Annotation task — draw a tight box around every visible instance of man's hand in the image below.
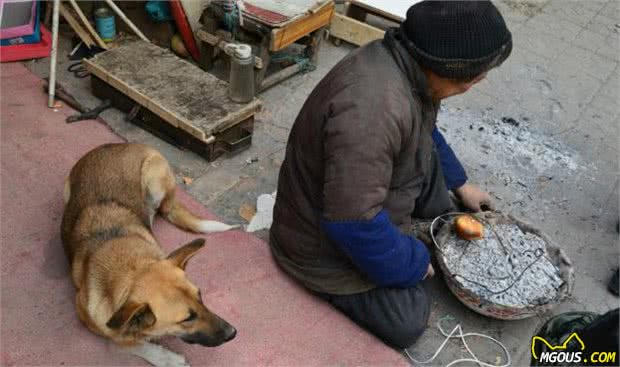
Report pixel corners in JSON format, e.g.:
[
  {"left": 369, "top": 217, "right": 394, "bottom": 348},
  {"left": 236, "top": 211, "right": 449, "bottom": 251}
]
[
  {"left": 454, "top": 183, "right": 495, "bottom": 212},
  {"left": 424, "top": 263, "right": 435, "bottom": 279}
]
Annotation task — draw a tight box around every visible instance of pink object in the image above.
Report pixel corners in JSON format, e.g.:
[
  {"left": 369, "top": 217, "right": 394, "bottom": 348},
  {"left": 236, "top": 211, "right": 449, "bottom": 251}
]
[
  {"left": 0, "top": 0, "right": 37, "bottom": 39},
  {"left": 242, "top": 3, "right": 289, "bottom": 26},
  {"left": 0, "top": 24, "right": 50, "bottom": 62},
  {"left": 0, "top": 63, "right": 406, "bottom": 367}
]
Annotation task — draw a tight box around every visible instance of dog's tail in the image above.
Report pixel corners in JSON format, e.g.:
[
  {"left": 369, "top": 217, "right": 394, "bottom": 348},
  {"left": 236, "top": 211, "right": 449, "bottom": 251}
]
[{"left": 160, "top": 195, "right": 239, "bottom": 233}]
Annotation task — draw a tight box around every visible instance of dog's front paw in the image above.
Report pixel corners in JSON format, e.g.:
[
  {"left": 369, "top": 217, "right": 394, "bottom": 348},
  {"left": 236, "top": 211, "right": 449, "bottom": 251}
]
[
  {"left": 154, "top": 349, "right": 189, "bottom": 367},
  {"left": 128, "top": 342, "right": 190, "bottom": 367}
]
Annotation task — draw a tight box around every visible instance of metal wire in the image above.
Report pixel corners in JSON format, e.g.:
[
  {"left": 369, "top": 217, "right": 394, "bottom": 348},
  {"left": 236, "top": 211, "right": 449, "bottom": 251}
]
[
  {"left": 452, "top": 248, "right": 544, "bottom": 295},
  {"left": 430, "top": 212, "right": 561, "bottom": 297}
]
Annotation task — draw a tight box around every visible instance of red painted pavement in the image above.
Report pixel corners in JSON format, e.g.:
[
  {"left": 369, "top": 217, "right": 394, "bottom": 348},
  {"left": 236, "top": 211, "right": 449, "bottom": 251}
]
[{"left": 0, "top": 63, "right": 406, "bottom": 366}]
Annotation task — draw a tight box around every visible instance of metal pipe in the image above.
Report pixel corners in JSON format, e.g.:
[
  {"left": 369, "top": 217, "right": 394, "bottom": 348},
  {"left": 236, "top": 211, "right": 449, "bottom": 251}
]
[
  {"left": 103, "top": 0, "right": 149, "bottom": 42},
  {"left": 47, "top": 0, "right": 60, "bottom": 108}
]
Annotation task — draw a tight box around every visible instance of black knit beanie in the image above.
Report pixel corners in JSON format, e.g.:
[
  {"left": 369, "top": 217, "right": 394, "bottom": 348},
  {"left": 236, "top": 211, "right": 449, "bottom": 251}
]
[{"left": 401, "top": 0, "right": 512, "bottom": 80}]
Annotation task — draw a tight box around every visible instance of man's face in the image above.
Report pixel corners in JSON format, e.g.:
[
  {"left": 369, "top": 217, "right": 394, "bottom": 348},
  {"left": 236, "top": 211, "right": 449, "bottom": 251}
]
[{"left": 440, "top": 72, "right": 488, "bottom": 99}]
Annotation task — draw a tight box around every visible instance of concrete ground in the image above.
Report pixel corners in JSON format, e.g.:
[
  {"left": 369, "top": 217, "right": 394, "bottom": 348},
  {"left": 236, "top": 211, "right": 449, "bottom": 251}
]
[{"left": 17, "top": 0, "right": 620, "bottom": 365}]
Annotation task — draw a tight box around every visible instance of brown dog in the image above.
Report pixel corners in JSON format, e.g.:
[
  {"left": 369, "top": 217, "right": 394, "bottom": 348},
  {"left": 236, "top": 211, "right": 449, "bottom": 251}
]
[{"left": 61, "top": 143, "right": 237, "bottom": 366}]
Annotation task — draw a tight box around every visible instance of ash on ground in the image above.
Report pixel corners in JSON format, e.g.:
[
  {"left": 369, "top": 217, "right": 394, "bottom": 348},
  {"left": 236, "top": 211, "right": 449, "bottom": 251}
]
[
  {"left": 441, "top": 224, "right": 565, "bottom": 308},
  {"left": 438, "top": 108, "right": 581, "bottom": 174}
]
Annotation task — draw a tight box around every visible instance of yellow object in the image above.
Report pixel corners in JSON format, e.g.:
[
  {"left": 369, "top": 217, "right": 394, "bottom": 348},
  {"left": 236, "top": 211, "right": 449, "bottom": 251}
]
[
  {"left": 454, "top": 215, "right": 484, "bottom": 240},
  {"left": 531, "top": 332, "right": 585, "bottom": 360},
  {"left": 171, "top": 34, "right": 189, "bottom": 58}
]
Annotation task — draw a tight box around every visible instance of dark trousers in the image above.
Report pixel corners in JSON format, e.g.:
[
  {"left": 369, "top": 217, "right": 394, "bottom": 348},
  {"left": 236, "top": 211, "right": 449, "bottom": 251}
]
[
  {"left": 318, "top": 148, "right": 453, "bottom": 349},
  {"left": 317, "top": 283, "right": 431, "bottom": 349}
]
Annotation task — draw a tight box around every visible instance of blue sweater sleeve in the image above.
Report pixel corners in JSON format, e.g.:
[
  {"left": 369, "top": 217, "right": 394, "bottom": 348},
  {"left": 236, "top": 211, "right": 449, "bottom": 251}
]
[
  {"left": 432, "top": 127, "right": 467, "bottom": 190},
  {"left": 320, "top": 209, "right": 430, "bottom": 288}
]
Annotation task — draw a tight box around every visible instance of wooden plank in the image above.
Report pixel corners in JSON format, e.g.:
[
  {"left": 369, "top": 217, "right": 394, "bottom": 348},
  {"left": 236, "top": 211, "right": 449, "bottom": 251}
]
[
  {"left": 344, "top": 1, "right": 367, "bottom": 21},
  {"left": 59, "top": 2, "right": 96, "bottom": 48},
  {"left": 259, "top": 62, "right": 304, "bottom": 91},
  {"left": 212, "top": 99, "right": 261, "bottom": 134},
  {"left": 91, "top": 76, "right": 255, "bottom": 162},
  {"left": 67, "top": 0, "right": 107, "bottom": 49},
  {"left": 329, "top": 12, "right": 384, "bottom": 46},
  {"left": 242, "top": 0, "right": 332, "bottom": 27},
  {"left": 244, "top": 0, "right": 329, "bottom": 20},
  {"left": 85, "top": 60, "right": 191, "bottom": 135},
  {"left": 243, "top": 3, "right": 290, "bottom": 26},
  {"left": 349, "top": 0, "right": 421, "bottom": 22},
  {"left": 270, "top": 2, "right": 334, "bottom": 52},
  {"left": 84, "top": 41, "right": 261, "bottom": 139},
  {"left": 84, "top": 59, "right": 202, "bottom": 137}
]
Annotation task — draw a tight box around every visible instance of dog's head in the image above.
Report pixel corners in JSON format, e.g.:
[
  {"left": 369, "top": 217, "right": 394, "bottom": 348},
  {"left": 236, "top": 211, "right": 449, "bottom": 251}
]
[{"left": 106, "top": 239, "right": 237, "bottom": 347}]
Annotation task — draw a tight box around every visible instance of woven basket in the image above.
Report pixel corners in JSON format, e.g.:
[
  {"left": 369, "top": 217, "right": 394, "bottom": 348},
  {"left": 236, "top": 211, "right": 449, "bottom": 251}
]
[{"left": 434, "top": 212, "right": 574, "bottom": 320}]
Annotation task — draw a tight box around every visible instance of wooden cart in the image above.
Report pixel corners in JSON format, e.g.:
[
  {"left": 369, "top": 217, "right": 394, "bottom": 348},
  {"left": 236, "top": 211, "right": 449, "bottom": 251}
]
[
  {"left": 330, "top": 1, "right": 420, "bottom": 46},
  {"left": 197, "top": 0, "right": 335, "bottom": 93}
]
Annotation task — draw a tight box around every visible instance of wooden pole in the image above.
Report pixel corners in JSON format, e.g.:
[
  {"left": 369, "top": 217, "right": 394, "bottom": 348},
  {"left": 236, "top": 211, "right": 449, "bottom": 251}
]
[
  {"left": 68, "top": 0, "right": 108, "bottom": 49},
  {"left": 59, "top": 2, "right": 96, "bottom": 48},
  {"left": 47, "top": 0, "right": 60, "bottom": 108},
  {"left": 259, "top": 62, "right": 304, "bottom": 92},
  {"left": 102, "top": 0, "right": 149, "bottom": 42}
]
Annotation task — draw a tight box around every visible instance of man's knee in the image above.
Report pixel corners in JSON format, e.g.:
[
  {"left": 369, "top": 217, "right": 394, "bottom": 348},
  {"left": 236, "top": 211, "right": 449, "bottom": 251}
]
[
  {"left": 382, "top": 319, "right": 429, "bottom": 349},
  {"left": 323, "top": 283, "right": 432, "bottom": 349},
  {"left": 370, "top": 285, "right": 432, "bottom": 349},
  {"left": 380, "top": 295, "right": 430, "bottom": 348}
]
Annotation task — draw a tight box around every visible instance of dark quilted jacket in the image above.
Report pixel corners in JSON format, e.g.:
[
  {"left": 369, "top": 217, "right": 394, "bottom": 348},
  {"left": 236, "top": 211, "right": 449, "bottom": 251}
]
[{"left": 269, "top": 30, "right": 439, "bottom": 295}]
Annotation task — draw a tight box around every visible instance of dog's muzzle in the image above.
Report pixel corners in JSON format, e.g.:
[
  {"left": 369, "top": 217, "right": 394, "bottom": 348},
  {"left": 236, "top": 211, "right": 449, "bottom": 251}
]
[{"left": 180, "top": 319, "right": 237, "bottom": 347}]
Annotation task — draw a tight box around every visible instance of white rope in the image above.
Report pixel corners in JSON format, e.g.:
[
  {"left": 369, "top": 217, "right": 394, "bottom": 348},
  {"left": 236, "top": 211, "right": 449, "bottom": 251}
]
[
  {"left": 404, "top": 318, "right": 511, "bottom": 367},
  {"left": 413, "top": 214, "right": 511, "bottom": 366}
]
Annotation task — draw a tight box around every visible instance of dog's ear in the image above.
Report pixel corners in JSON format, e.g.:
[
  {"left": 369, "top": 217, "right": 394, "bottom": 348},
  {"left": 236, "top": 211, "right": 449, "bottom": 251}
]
[
  {"left": 106, "top": 302, "right": 156, "bottom": 333},
  {"left": 167, "top": 239, "right": 206, "bottom": 270}
]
